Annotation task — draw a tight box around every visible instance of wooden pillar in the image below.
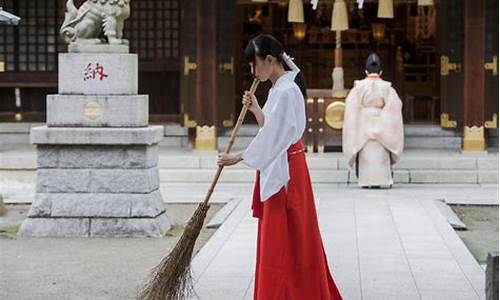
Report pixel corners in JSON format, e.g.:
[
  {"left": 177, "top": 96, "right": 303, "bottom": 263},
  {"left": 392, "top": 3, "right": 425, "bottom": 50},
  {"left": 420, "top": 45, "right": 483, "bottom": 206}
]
[
  {"left": 463, "top": 0, "right": 486, "bottom": 151},
  {"left": 195, "top": 0, "right": 218, "bottom": 150}
]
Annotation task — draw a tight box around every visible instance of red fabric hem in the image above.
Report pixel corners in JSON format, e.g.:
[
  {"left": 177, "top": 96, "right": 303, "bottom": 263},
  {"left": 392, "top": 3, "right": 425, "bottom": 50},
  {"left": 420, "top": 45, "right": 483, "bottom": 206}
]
[{"left": 251, "top": 140, "right": 343, "bottom": 300}]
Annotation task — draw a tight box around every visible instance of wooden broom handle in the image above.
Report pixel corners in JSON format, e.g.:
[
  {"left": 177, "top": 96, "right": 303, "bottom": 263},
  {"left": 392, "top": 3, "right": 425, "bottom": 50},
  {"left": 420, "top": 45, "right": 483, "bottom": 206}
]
[{"left": 203, "top": 78, "right": 260, "bottom": 205}]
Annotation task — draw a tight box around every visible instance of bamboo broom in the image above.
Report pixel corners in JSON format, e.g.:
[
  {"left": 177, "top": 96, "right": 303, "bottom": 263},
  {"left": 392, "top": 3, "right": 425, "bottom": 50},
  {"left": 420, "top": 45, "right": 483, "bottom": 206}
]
[{"left": 138, "top": 78, "right": 260, "bottom": 300}]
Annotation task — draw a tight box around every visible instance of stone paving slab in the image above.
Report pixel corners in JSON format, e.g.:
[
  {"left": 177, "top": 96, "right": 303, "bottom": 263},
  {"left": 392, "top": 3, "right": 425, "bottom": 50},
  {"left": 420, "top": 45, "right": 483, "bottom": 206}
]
[
  {"left": 433, "top": 200, "right": 467, "bottom": 230},
  {"left": 3, "top": 181, "right": 498, "bottom": 206},
  {"left": 192, "top": 187, "right": 488, "bottom": 300}
]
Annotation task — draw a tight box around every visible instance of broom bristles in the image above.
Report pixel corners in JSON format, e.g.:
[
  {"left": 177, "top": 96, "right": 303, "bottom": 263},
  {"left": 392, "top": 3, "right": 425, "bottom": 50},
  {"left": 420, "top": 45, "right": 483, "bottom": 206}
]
[{"left": 139, "top": 203, "right": 210, "bottom": 300}]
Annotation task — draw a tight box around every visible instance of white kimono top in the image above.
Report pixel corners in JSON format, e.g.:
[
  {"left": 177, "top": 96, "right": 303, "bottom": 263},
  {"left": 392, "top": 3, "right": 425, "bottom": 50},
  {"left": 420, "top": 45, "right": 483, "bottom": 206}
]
[{"left": 242, "top": 71, "right": 306, "bottom": 201}]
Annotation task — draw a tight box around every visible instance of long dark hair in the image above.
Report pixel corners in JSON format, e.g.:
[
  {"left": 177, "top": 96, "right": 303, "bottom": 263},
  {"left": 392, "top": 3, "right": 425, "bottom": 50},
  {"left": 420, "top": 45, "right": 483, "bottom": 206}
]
[{"left": 244, "top": 34, "right": 307, "bottom": 99}]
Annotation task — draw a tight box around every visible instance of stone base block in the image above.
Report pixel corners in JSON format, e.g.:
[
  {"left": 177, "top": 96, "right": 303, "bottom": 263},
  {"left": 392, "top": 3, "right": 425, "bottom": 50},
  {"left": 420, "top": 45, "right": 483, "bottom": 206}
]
[
  {"left": 18, "top": 218, "right": 90, "bottom": 237},
  {"left": 28, "top": 190, "right": 164, "bottom": 218},
  {"left": 90, "top": 213, "right": 171, "bottom": 237},
  {"left": 47, "top": 94, "right": 148, "bottom": 127},
  {"left": 58, "top": 53, "right": 138, "bottom": 95},
  {"left": 404, "top": 137, "right": 462, "bottom": 150},
  {"left": 410, "top": 170, "right": 478, "bottom": 184},
  {"left": 37, "top": 145, "right": 158, "bottom": 169},
  {"left": 68, "top": 43, "right": 129, "bottom": 53},
  {"left": 348, "top": 170, "right": 409, "bottom": 184},
  {"left": 36, "top": 167, "right": 160, "bottom": 193},
  {"left": 395, "top": 157, "right": 476, "bottom": 170},
  {"left": 478, "top": 157, "right": 499, "bottom": 169},
  {"left": 31, "top": 126, "right": 163, "bottom": 145},
  {"left": 18, "top": 213, "right": 171, "bottom": 237},
  {"left": 478, "top": 170, "right": 499, "bottom": 184}
]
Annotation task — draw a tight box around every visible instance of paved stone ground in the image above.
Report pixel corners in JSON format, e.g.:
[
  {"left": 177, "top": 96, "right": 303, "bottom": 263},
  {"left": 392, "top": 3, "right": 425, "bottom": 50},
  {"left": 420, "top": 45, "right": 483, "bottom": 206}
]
[
  {"left": 191, "top": 185, "right": 498, "bottom": 300},
  {"left": 0, "top": 203, "right": 222, "bottom": 300},
  {"left": 0, "top": 141, "right": 497, "bottom": 300},
  {"left": 0, "top": 185, "right": 496, "bottom": 299},
  {"left": 1, "top": 146, "right": 498, "bottom": 205},
  {"left": 452, "top": 206, "right": 499, "bottom": 264}
]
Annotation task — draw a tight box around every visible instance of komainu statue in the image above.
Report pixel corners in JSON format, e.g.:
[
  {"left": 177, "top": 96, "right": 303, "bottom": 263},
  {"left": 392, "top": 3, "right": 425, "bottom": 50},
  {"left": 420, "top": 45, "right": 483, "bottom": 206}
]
[{"left": 60, "top": 0, "right": 130, "bottom": 45}]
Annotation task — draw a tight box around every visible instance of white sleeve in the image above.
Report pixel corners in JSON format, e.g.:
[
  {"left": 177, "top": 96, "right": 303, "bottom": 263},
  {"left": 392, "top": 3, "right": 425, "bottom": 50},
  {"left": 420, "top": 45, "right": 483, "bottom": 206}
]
[{"left": 241, "top": 89, "right": 296, "bottom": 170}]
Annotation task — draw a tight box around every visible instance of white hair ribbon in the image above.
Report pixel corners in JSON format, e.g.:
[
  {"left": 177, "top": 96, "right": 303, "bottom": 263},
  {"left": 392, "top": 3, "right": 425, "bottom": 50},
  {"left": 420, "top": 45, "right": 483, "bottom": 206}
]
[
  {"left": 282, "top": 52, "right": 300, "bottom": 72},
  {"left": 311, "top": 0, "right": 319, "bottom": 10}
]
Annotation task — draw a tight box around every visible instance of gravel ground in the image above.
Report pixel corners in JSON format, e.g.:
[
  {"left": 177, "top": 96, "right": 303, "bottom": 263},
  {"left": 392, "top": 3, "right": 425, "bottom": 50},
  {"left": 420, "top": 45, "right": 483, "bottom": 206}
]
[
  {"left": 452, "top": 205, "right": 499, "bottom": 264},
  {"left": 0, "top": 203, "right": 223, "bottom": 300}
]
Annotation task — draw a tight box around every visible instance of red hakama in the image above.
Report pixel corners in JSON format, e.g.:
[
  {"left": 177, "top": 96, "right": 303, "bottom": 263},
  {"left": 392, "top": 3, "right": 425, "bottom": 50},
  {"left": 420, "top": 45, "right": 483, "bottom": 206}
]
[{"left": 251, "top": 141, "right": 343, "bottom": 300}]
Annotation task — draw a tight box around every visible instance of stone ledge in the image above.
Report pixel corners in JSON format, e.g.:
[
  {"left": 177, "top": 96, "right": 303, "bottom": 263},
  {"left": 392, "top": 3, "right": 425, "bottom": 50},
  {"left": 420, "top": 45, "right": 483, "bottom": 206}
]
[
  {"left": 18, "top": 212, "right": 171, "bottom": 237},
  {"left": 217, "top": 136, "right": 253, "bottom": 152},
  {"left": 477, "top": 157, "right": 499, "bottom": 170},
  {"left": 90, "top": 213, "right": 171, "bottom": 237},
  {"left": 404, "top": 125, "right": 460, "bottom": 137},
  {"left": 478, "top": 170, "right": 499, "bottom": 184},
  {"left": 348, "top": 170, "right": 409, "bottom": 184},
  {"left": 31, "top": 125, "right": 163, "bottom": 145},
  {"left": 37, "top": 144, "right": 158, "bottom": 169},
  {"left": 410, "top": 170, "right": 478, "bottom": 184},
  {"left": 394, "top": 157, "right": 477, "bottom": 170},
  {"left": 28, "top": 190, "right": 164, "bottom": 218},
  {"left": 18, "top": 218, "right": 90, "bottom": 237},
  {"left": 164, "top": 124, "right": 188, "bottom": 136},
  {"left": 36, "top": 167, "right": 160, "bottom": 193},
  {"left": 404, "top": 137, "right": 462, "bottom": 150},
  {"left": 47, "top": 94, "right": 148, "bottom": 127},
  {"left": 309, "top": 170, "right": 349, "bottom": 183}
]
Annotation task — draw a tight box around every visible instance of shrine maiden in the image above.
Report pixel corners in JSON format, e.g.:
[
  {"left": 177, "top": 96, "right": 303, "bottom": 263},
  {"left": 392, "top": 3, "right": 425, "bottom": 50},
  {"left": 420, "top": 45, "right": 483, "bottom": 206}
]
[
  {"left": 342, "top": 53, "right": 404, "bottom": 188},
  {"left": 217, "top": 34, "right": 343, "bottom": 300}
]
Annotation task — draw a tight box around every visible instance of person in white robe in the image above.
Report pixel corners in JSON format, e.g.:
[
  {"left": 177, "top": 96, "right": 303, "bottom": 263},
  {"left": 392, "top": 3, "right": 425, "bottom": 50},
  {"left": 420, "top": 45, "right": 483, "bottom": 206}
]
[{"left": 342, "top": 53, "right": 404, "bottom": 188}]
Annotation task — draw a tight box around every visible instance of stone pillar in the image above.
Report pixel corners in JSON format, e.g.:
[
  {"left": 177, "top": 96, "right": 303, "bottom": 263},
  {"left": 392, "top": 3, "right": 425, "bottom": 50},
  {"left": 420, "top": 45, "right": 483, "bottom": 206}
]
[
  {"left": 486, "top": 251, "right": 499, "bottom": 300},
  {"left": 19, "top": 47, "right": 171, "bottom": 237}
]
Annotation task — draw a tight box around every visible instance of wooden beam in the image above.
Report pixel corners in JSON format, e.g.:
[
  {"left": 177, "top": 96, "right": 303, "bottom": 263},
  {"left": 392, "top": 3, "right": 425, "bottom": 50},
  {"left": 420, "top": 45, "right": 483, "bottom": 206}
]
[
  {"left": 196, "top": 0, "right": 217, "bottom": 125},
  {"left": 0, "top": 73, "right": 57, "bottom": 88},
  {"left": 463, "top": 0, "right": 485, "bottom": 126}
]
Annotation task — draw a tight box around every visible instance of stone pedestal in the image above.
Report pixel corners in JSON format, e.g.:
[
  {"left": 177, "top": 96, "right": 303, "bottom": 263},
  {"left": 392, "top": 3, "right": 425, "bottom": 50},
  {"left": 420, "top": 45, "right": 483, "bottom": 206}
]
[
  {"left": 19, "top": 50, "right": 170, "bottom": 237},
  {"left": 47, "top": 95, "right": 149, "bottom": 127},
  {"left": 58, "top": 53, "right": 138, "bottom": 95}
]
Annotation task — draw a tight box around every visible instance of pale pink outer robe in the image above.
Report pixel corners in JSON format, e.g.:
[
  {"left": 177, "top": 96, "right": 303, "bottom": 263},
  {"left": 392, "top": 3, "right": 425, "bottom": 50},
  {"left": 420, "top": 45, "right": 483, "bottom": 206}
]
[{"left": 342, "top": 76, "right": 404, "bottom": 187}]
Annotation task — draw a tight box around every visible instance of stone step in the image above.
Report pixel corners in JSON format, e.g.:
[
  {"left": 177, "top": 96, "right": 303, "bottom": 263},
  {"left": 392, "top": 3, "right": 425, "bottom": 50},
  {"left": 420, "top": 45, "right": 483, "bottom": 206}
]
[
  {"left": 1, "top": 171, "right": 496, "bottom": 206},
  {"left": 211, "top": 136, "right": 465, "bottom": 152},
  {"left": 219, "top": 125, "right": 464, "bottom": 151},
  {"left": 403, "top": 124, "right": 459, "bottom": 137},
  {"left": 0, "top": 150, "right": 497, "bottom": 171},
  {"left": 156, "top": 168, "right": 497, "bottom": 184},
  {"left": 1, "top": 123, "right": 498, "bottom": 151},
  {"left": 403, "top": 124, "right": 461, "bottom": 150},
  {"left": 404, "top": 136, "right": 461, "bottom": 150}
]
